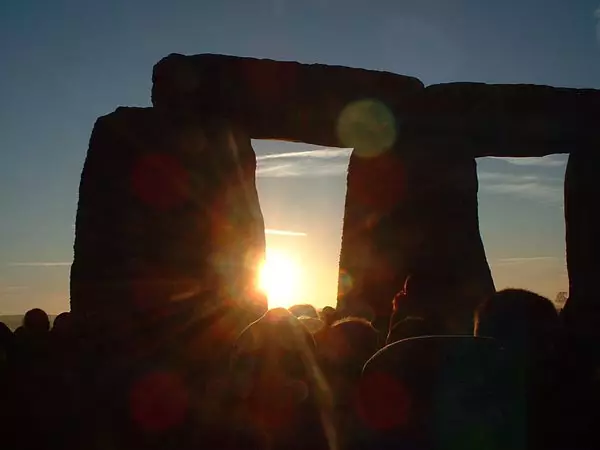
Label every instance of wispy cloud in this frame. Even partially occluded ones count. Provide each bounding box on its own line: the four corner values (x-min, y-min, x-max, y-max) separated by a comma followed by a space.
265, 228, 307, 237
478, 171, 562, 203
258, 149, 352, 160
491, 256, 560, 267
483, 182, 562, 203
478, 172, 543, 183
256, 148, 352, 178
7, 262, 72, 267
488, 155, 567, 168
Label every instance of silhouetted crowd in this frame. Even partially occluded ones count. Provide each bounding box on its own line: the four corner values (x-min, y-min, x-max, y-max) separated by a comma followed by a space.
0, 279, 598, 450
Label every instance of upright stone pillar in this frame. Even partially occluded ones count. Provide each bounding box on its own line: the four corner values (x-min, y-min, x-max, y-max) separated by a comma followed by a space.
564, 151, 600, 342
337, 146, 494, 332
71, 107, 267, 358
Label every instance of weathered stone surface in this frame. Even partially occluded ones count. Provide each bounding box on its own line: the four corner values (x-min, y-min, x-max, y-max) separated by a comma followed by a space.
337, 147, 494, 332
152, 53, 424, 148
563, 151, 600, 339
410, 83, 600, 157
71, 107, 267, 340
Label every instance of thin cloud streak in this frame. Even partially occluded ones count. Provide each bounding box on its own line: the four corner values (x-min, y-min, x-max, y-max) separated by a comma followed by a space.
483, 183, 562, 203
491, 256, 560, 266
258, 161, 349, 178
257, 148, 352, 161
8, 262, 72, 267
257, 148, 351, 178
479, 172, 541, 183
489, 155, 567, 168
265, 229, 308, 237
478, 171, 562, 203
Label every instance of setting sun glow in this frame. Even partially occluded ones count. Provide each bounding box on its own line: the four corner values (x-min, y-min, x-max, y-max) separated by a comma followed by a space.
258, 250, 302, 309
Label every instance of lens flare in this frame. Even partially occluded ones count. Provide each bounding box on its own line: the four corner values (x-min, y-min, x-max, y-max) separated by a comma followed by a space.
338, 269, 354, 296
336, 99, 397, 158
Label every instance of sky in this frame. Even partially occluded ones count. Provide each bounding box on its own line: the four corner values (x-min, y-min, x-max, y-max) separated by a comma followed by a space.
2, 0, 599, 314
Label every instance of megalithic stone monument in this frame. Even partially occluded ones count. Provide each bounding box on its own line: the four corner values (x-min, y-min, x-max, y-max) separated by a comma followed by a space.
150, 54, 495, 331
71, 107, 267, 356
72, 52, 600, 345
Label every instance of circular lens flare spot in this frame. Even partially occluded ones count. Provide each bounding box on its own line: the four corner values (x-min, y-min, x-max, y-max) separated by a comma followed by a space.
337, 99, 397, 158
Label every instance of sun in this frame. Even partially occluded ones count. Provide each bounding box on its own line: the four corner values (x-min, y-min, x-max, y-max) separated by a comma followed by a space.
258, 250, 302, 309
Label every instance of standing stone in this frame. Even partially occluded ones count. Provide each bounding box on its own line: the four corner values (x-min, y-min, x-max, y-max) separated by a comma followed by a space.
151, 53, 423, 147
410, 83, 600, 157
564, 151, 600, 342
71, 107, 267, 358
337, 145, 494, 332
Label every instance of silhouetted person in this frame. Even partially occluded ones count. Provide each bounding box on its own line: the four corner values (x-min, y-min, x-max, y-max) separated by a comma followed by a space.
288, 303, 318, 319
51, 311, 72, 337
386, 316, 436, 345
475, 289, 560, 356
14, 308, 51, 366
358, 336, 516, 450
0, 322, 15, 445
14, 325, 25, 339
315, 317, 379, 450
23, 308, 50, 335
317, 317, 379, 373
49, 311, 78, 370
318, 306, 337, 327
6, 310, 55, 450
299, 316, 325, 334
389, 272, 455, 335
49, 311, 79, 394
228, 308, 333, 450
0, 321, 15, 365
49, 311, 78, 372
474, 289, 587, 450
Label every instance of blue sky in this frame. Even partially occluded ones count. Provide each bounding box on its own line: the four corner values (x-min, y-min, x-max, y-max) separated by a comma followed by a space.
1, 0, 598, 313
